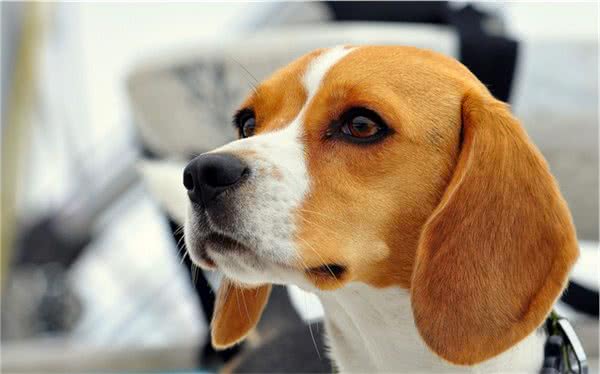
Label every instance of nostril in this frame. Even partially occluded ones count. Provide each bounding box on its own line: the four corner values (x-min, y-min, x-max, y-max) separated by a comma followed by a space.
241, 166, 250, 179
183, 171, 194, 191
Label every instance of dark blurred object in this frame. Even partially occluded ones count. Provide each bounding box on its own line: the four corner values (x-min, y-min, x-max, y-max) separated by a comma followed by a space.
3, 155, 139, 340
233, 322, 330, 373
449, 5, 518, 105
327, 1, 448, 24
561, 281, 600, 318
2, 264, 82, 340
325, 1, 518, 102
13, 216, 90, 267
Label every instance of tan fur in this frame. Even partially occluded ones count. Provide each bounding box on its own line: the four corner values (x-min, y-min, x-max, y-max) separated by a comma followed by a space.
297, 46, 469, 289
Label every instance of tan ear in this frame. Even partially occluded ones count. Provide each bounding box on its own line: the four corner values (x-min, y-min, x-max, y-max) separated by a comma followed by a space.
411, 89, 579, 365
211, 278, 271, 350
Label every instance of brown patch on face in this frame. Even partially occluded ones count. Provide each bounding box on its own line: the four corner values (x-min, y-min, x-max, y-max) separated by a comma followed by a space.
294, 46, 470, 289
289, 46, 577, 366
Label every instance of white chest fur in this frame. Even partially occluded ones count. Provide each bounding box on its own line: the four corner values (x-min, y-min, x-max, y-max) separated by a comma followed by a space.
316, 283, 545, 373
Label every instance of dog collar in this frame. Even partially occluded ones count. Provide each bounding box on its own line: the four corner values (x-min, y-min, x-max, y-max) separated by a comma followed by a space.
540, 311, 588, 374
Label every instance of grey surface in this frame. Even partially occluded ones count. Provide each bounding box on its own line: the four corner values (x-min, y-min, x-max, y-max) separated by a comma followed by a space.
128, 23, 598, 240
512, 40, 599, 240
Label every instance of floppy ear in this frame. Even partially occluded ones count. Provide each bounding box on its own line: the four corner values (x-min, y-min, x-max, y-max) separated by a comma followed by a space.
211, 278, 271, 349
411, 89, 579, 365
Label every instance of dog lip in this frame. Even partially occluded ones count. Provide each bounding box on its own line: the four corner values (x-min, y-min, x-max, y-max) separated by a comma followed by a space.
192, 242, 217, 269
204, 232, 251, 254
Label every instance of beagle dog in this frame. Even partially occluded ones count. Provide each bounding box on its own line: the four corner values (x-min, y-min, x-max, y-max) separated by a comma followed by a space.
182, 46, 579, 372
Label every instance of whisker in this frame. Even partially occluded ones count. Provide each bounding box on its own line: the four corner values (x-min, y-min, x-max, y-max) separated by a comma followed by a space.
305, 292, 321, 360
234, 285, 243, 320
179, 250, 189, 265
175, 235, 187, 256
295, 236, 372, 308
296, 236, 340, 282
173, 225, 184, 236
240, 286, 251, 323
296, 215, 346, 240
226, 55, 260, 94
289, 249, 323, 360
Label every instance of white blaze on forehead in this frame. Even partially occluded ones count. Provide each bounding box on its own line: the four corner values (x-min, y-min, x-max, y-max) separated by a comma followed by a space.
303, 45, 356, 103
203, 46, 357, 281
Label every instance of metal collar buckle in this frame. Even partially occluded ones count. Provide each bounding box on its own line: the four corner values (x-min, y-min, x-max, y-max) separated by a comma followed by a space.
544, 311, 589, 374
556, 317, 588, 374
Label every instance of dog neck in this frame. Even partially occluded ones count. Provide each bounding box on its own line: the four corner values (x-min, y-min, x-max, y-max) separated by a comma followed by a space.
315, 282, 546, 373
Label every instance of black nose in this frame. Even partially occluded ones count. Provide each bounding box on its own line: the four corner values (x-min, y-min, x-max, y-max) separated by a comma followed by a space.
183, 153, 249, 205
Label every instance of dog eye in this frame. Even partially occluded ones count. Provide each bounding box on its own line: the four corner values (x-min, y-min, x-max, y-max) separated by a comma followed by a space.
233, 108, 256, 138
332, 107, 389, 143
341, 116, 380, 138
241, 116, 256, 138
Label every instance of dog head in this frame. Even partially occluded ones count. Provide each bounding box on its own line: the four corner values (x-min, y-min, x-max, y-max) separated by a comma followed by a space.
183, 46, 578, 365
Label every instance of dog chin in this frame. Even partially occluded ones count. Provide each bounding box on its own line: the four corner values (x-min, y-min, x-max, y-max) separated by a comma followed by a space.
209, 249, 299, 286
185, 233, 287, 286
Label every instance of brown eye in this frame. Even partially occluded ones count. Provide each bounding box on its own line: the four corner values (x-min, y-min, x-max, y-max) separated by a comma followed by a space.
331, 107, 390, 144
233, 108, 256, 138
341, 116, 380, 138
241, 116, 256, 138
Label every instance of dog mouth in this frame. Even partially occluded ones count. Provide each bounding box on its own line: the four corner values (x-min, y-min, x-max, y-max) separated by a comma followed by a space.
189, 227, 348, 286
192, 232, 251, 269
205, 232, 250, 253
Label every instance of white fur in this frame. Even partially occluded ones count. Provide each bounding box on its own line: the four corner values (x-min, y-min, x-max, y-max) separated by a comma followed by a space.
317, 283, 546, 373
303, 46, 354, 99
196, 46, 356, 286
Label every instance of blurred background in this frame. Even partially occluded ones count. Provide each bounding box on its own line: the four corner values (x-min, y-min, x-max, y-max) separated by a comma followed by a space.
1, 2, 598, 373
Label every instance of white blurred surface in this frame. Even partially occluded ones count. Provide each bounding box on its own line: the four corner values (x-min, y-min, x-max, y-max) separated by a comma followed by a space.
9, 1, 598, 361
14, 2, 281, 352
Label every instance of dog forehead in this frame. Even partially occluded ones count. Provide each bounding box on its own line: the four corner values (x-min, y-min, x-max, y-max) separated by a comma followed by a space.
302, 45, 356, 100
241, 46, 356, 133
319, 45, 479, 97
214, 47, 358, 167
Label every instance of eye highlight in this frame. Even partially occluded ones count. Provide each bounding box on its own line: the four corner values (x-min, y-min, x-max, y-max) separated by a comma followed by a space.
233, 108, 256, 138
327, 107, 390, 144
